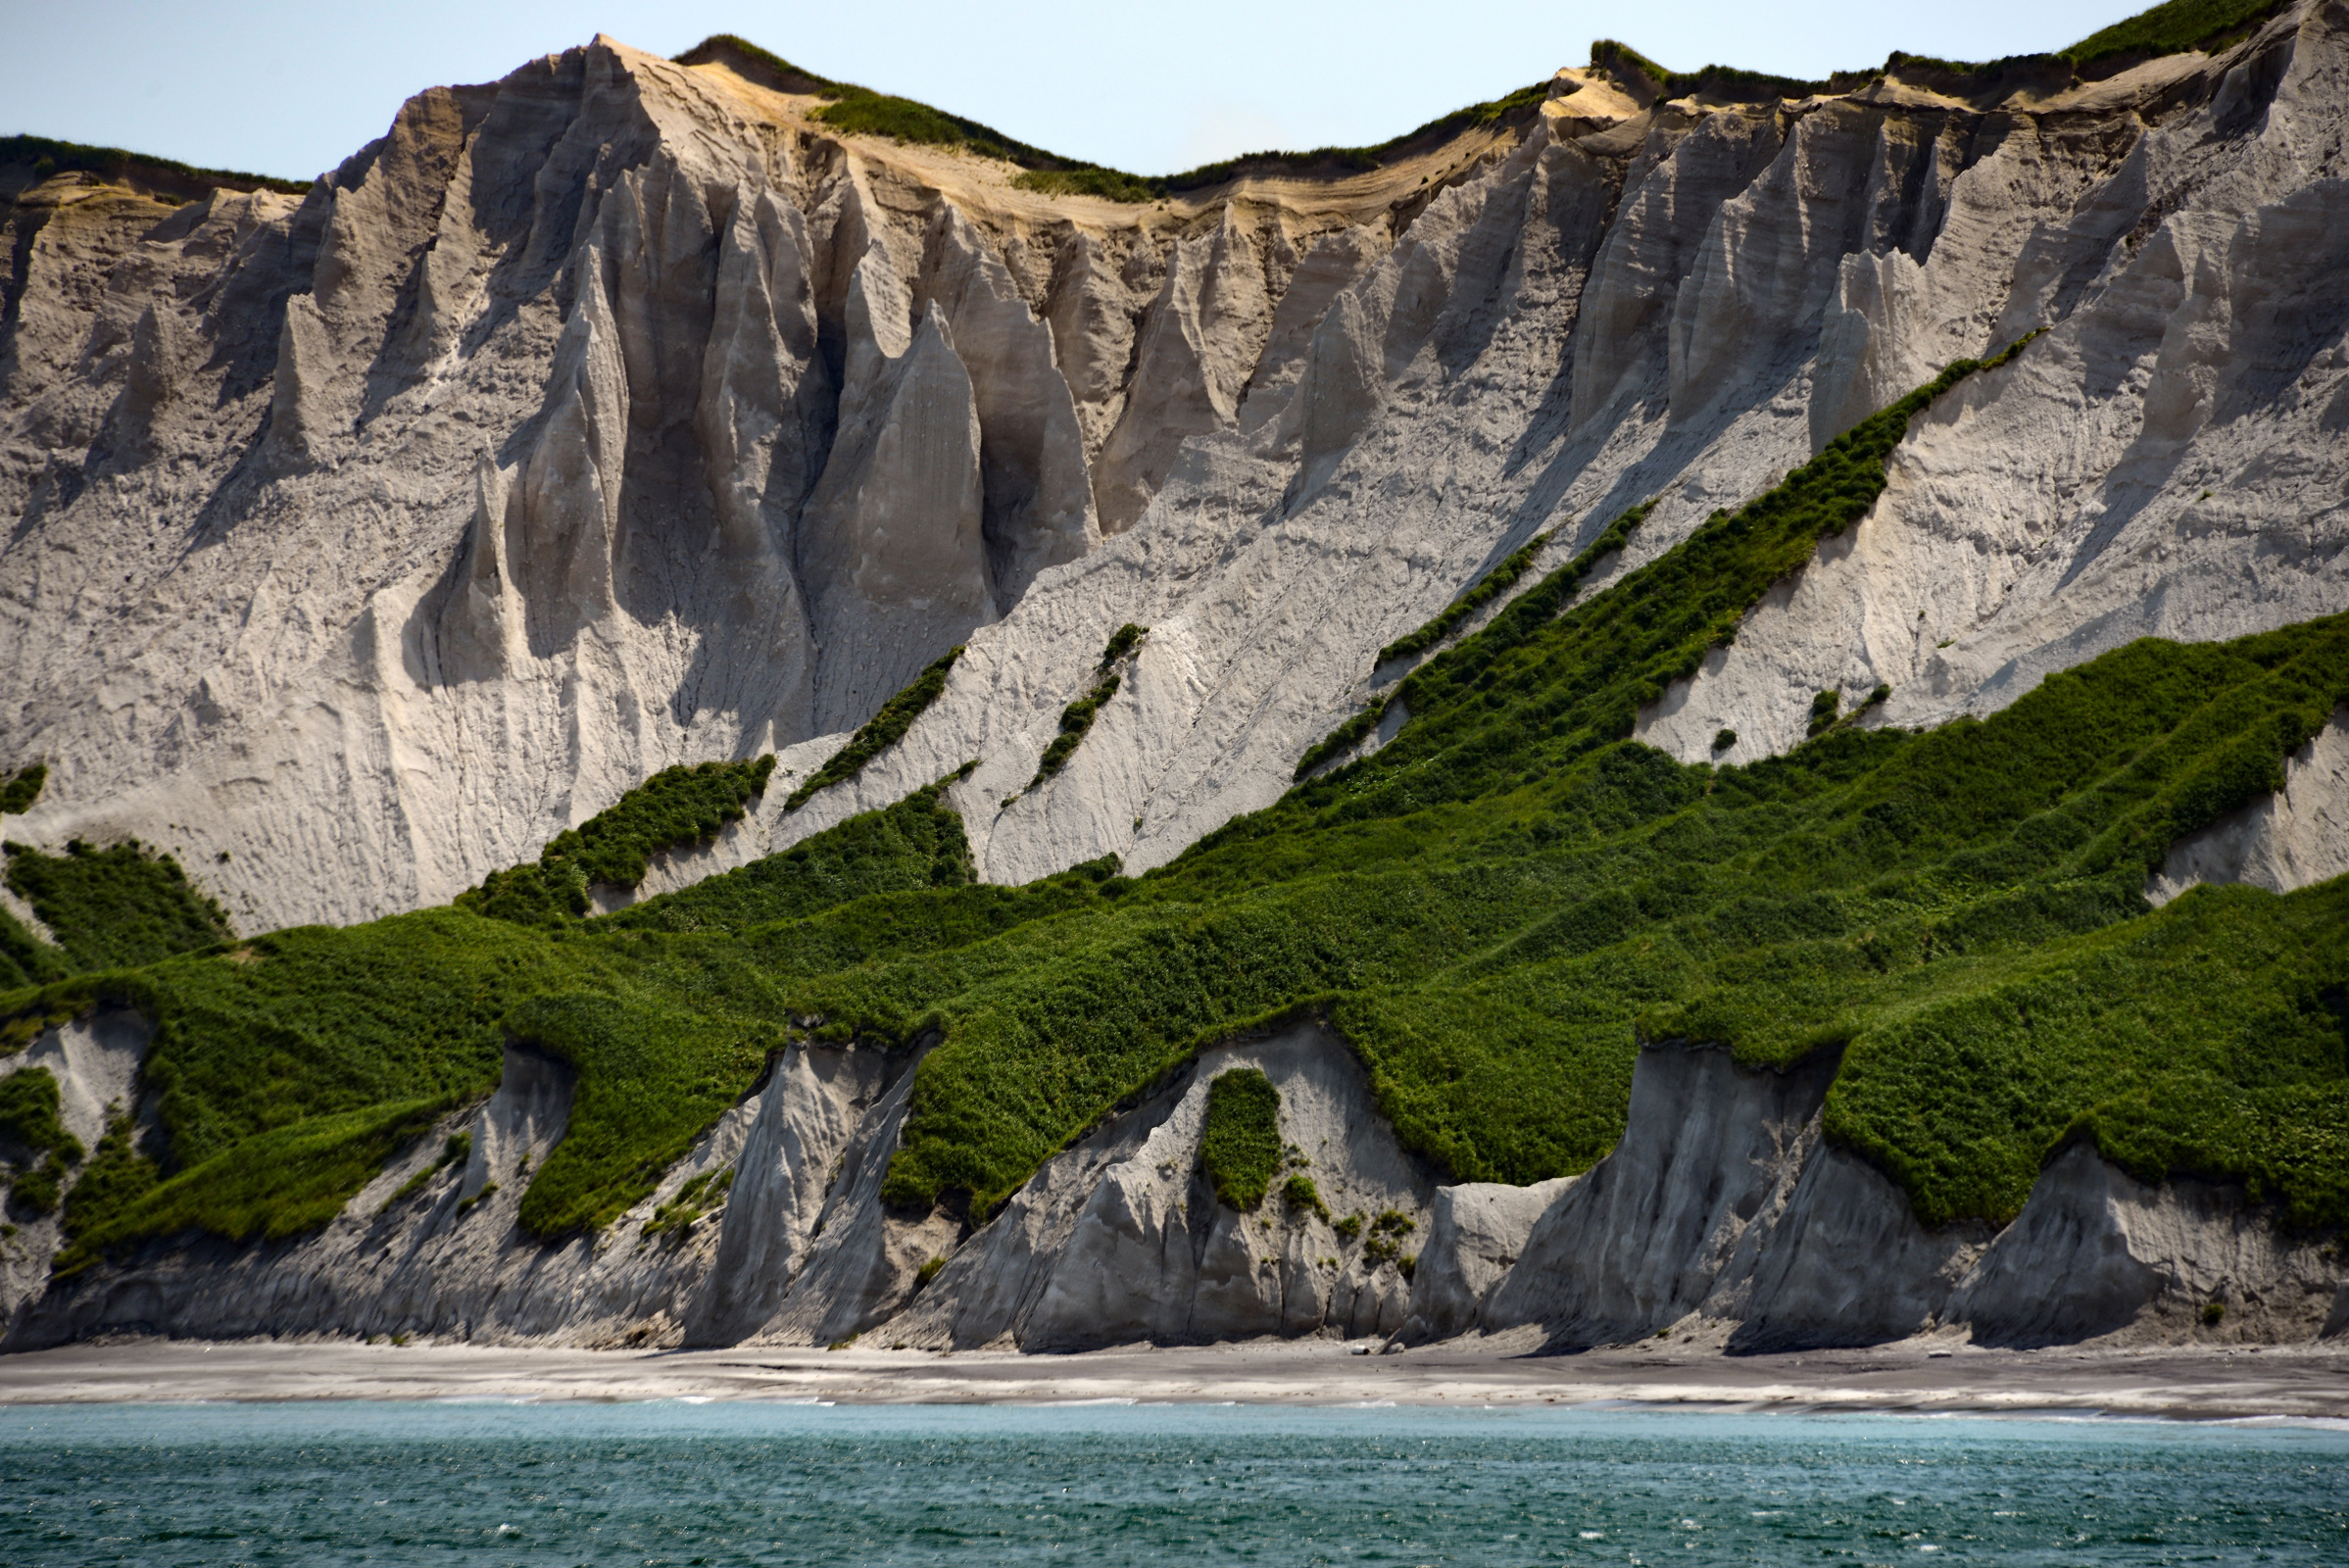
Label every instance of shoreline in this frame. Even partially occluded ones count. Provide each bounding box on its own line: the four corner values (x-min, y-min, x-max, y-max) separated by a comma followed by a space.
3, 1338, 2344, 1421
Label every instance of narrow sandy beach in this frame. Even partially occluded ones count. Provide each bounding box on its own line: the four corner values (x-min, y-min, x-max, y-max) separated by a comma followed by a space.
3, 1337, 2343, 1420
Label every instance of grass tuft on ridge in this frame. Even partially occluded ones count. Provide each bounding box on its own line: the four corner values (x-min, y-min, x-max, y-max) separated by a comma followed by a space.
16, 342, 2349, 1268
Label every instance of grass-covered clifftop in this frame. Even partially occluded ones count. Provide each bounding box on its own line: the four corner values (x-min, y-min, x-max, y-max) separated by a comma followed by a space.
5, 345, 2343, 1272
675, 0, 2285, 216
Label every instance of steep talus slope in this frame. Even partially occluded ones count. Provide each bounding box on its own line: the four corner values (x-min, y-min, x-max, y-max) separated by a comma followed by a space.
0, 37, 1504, 928
653, 1, 2349, 893
2, 4, 2347, 1355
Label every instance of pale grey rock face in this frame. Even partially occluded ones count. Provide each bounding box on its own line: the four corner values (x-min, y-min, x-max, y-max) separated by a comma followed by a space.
1951, 1144, 2348, 1345
5, 9, 2349, 1356
1638, 10, 2349, 765
1397, 1176, 1575, 1344
683, 1043, 897, 1345
1480, 1046, 1878, 1345
879, 1020, 1434, 1350
6, 13, 2347, 933
1468, 1043, 2344, 1351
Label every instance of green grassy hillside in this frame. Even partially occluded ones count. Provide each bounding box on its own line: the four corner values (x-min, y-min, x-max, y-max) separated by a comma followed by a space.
6, 345, 2343, 1274
2063, 0, 2288, 66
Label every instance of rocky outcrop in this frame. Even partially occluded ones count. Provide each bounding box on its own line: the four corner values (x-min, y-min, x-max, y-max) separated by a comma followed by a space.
4, 10, 2349, 1358
17, 1006, 2340, 1356
1472, 1045, 1987, 1349
4, 1016, 1444, 1352
1636, 12, 2349, 766
11, 1043, 737, 1348
683, 1042, 900, 1344
1460, 1042, 2344, 1351
1397, 1176, 1574, 1343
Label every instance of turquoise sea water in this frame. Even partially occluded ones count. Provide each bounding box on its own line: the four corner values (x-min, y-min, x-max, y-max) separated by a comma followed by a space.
1, 1400, 2344, 1565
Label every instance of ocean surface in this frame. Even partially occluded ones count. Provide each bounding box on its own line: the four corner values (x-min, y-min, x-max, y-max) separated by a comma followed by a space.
1, 1399, 2344, 1565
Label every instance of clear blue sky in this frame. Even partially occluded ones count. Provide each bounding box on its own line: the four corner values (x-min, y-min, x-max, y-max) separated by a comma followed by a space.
8, 0, 2149, 181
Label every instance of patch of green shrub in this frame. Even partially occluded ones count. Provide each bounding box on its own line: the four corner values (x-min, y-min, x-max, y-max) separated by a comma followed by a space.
461, 758, 776, 930
1023, 628, 1148, 790
788, 649, 962, 811
1031, 675, 1121, 787
0, 1065, 77, 1218
1379, 530, 1556, 667
380, 1131, 469, 1212
0, 1066, 81, 1158
8, 1154, 68, 1217
810, 91, 1019, 158
1282, 1172, 1331, 1222
1153, 80, 1548, 194
603, 777, 975, 935
1199, 1068, 1283, 1210
670, 33, 834, 94
506, 995, 775, 1238
0, 763, 43, 815
644, 1165, 734, 1242
1588, 39, 1828, 101
461, 861, 589, 928
1099, 624, 1149, 668
0, 905, 70, 996
1362, 1209, 1417, 1266
1808, 690, 1842, 737
675, 33, 1547, 203
1296, 500, 1652, 779
1712, 729, 1737, 753
4, 839, 232, 971
1009, 167, 1158, 203
57, 1105, 154, 1244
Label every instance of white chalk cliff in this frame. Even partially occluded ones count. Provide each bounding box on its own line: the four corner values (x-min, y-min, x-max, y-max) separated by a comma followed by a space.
3, 6, 2348, 1351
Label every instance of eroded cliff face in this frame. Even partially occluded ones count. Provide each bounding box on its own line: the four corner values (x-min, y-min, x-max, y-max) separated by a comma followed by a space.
0, 36, 1508, 926
4, 7, 2349, 1355
15, 1012, 2339, 1354
6, 8, 2345, 929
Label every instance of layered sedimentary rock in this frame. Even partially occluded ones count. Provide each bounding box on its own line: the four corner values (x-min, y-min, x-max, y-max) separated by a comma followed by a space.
5, 4, 2349, 1354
